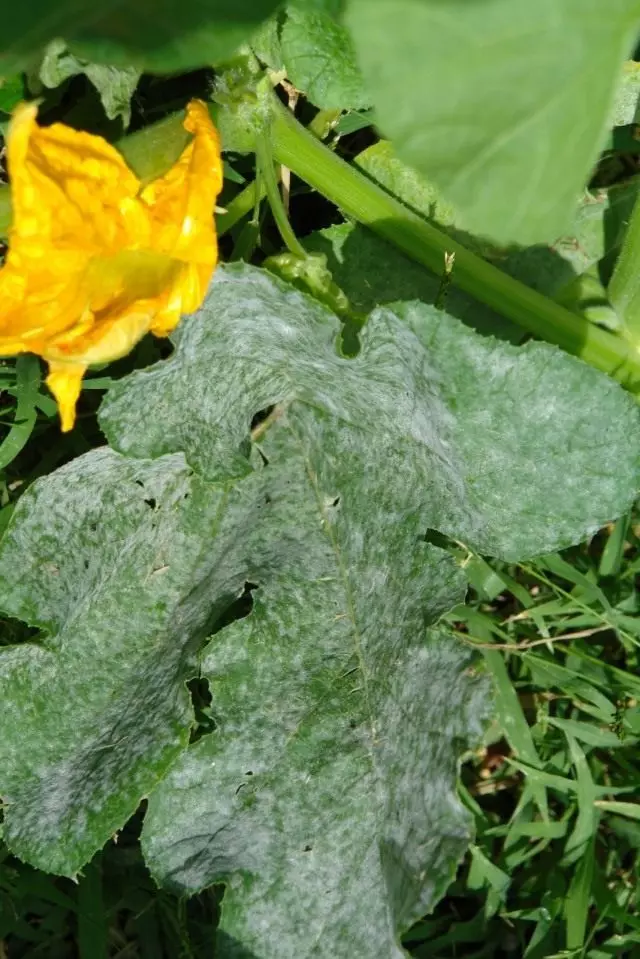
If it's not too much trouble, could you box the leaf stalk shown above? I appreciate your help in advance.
[0,91,637,390]
[609,191,640,346]
[266,94,640,391]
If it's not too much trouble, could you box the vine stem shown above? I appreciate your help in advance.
[265,94,640,391]
[609,191,640,343]
[255,127,306,259]
[0,93,637,388]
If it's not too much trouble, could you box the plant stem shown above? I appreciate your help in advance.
[0,187,11,237]
[609,191,640,343]
[255,128,306,260]
[217,179,264,236]
[266,94,640,390]
[0,94,639,388]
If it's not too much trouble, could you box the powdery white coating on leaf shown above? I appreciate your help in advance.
[103,263,640,562]
[395,299,640,558]
[1,263,638,956]
[0,447,278,873]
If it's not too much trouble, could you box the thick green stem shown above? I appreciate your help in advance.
[609,191,640,343]
[267,95,640,390]
[0,94,639,389]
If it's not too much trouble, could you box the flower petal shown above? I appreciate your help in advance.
[0,98,223,430]
[7,102,143,258]
[141,99,222,314]
[46,362,86,432]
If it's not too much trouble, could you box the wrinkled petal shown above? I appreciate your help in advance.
[46,363,86,433]
[0,98,222,430]
[7,102,143,257]
[141,99,223,324]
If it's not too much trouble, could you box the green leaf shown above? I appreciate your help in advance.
[38,39,140,126]
[281,5,369,110]
[0,75,24,114]
[482,649,547,819]
[612,60,640,126]
[0,449,266,874]
[0,356,41,472]
[562,734,599,865]
[0,1,281,74]
[103,267,639,560]
[345,0,640,243]
[564,835,595,951]
[250,14,285,72]
[595,800,640,821]
[0,265,638,956]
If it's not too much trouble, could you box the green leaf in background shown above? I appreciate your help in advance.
[251,4,368,110]
[612,60,640,126]
[280,5,369,109]
[250,14,285,72]
[38,39,141,126]
[345,0,640,244]
[0,74,24,115]
[0,265,639,956]
[0,1,281,74]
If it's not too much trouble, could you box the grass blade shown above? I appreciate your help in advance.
[0,355,41,471]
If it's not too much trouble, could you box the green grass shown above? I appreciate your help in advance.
[403,514,640,958]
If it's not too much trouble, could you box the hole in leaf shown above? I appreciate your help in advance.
[339,323,360,357]
[134,480,144,488]
[250,406,275,431]
[211,583,257,635]
[423,528,457,552]
[143,497,157,510]
[187,676,216,744]
[303,844,312,852]
[0,615,42,648]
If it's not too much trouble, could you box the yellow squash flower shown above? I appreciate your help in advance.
[0,99,222,430]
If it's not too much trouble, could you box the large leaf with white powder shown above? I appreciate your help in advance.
[0,264,637,957]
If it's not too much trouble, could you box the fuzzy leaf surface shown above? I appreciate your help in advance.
[39,39,141,125]
[0,265,638,959]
